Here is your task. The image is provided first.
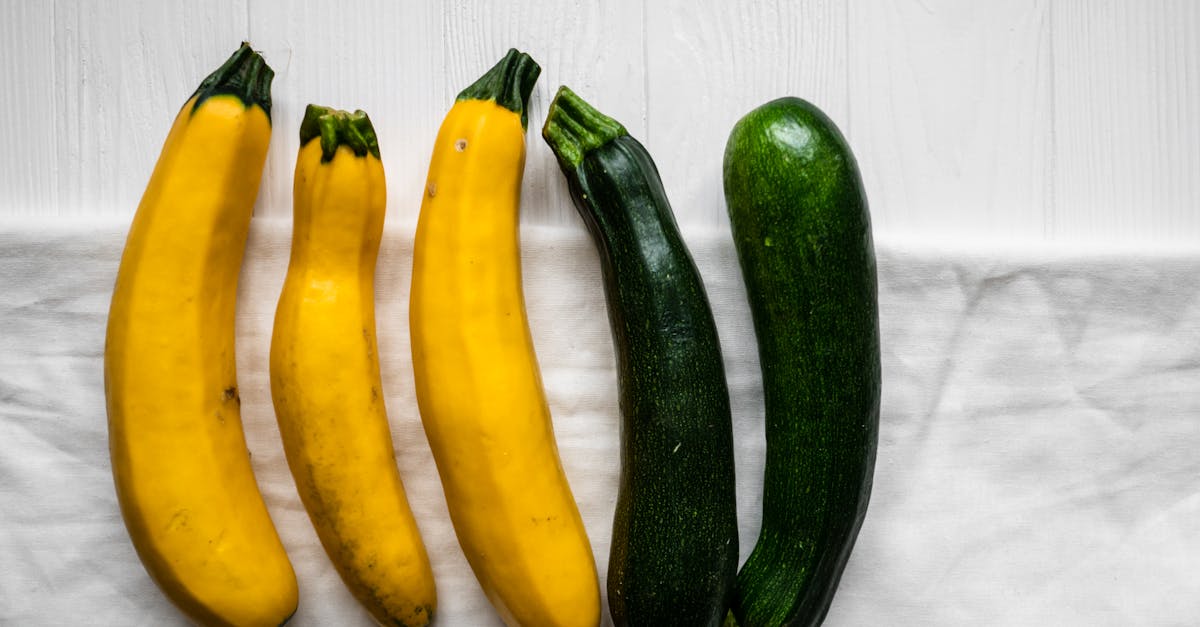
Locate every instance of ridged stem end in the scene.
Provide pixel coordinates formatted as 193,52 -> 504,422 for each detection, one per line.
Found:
190,42 -> 274,120
541,85 -> 627,170
299,105 -> 380,162
456,48 -> 541,129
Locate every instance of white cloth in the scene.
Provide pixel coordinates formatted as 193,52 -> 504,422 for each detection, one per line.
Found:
1,217 -> 1198,626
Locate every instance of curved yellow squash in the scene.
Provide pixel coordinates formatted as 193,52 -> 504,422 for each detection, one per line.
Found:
270,106 -> 436,627
409,50 -> 600,627
105,44 -> 298,626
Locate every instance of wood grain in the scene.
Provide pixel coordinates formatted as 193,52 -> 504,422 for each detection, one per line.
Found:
247,0 -> 442,223
0,1 -> 1198,242
848,0 -> 1054,240
646,0 -> 849,227
3,1 -> 247,217
0,3 -> 55,215
56,0 -> 248,217
1053,0 -> 1200,243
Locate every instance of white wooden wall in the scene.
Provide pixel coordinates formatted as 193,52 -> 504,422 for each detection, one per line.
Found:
1,1 -> 1198,244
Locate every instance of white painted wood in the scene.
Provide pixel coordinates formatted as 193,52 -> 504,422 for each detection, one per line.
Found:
1,1 -> 1199,240
848,0 -> 1055,240
1053,0 -> 1200,243
1,1 -> 247,217
0,3 -> 55,216
247,0 -> 442,223
55,0 -> 247,216
441,0 -> 647,226
646,0 -> 849,227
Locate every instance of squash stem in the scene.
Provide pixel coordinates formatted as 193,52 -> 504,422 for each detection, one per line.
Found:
299,105 -> 380,162
541,86 -> 627,171
457,48 -> 541,129
189,42 -> 274,121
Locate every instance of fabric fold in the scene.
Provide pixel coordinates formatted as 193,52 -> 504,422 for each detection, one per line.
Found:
1,218 -> 1198,625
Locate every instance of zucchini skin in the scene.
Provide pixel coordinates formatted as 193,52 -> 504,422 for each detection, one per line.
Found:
545,89 -> 738,627
106,44 -> 297,626
410,53 -> 601,627
723,97 -> 880,627
272,106 -> 436,627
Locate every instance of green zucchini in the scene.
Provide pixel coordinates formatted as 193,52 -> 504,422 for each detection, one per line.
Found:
723,97 -> 880,626
543,86 -> 738,627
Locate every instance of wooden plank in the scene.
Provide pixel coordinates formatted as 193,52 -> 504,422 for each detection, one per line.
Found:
247,0 -> 442,222
0,4 -> 56,216
848,0 -> 1054,239
646,0 -> 849,229
8,0 -> 1198,240
1053,1 -> 1200,242
441,0 -> 647,226
51,0 -> 249,217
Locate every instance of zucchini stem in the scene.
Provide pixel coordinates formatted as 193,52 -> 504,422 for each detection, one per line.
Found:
541,86 -> 627,171
299,105 -> 380,162
457,48 -> 541,129
189,42 -> 274,120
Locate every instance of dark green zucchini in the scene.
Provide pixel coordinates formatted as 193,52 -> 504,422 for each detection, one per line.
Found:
722,97 -> 880,627
542,86 -> 738,627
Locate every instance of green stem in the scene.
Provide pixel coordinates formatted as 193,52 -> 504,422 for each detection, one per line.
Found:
541,85 -> 627,171
299,105 -> 380,162
189,42 -> 274,121
456,48 -> 541,129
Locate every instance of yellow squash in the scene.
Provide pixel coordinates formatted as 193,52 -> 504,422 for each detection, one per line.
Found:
409,50 -> 600,627
270,106 -> 436,627
105,43 -> 298,626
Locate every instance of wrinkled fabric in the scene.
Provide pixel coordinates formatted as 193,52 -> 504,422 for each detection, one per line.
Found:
1,218 -> 1198,626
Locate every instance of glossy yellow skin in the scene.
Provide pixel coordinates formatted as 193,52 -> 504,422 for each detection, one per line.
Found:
271,140 -> 436,627
105,94 -> 298,626
409,99 -> 600,627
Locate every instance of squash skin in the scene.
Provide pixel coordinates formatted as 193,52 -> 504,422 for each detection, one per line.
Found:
105,44 -> 298,627
723,97 -> 880,627
408,52 -> 600,627
543,87 -> 738,627
271,106 -> 436,627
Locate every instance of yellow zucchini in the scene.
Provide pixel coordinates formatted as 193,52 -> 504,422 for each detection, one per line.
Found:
105,43 -> 298,626
409,49 -> 600,627
271,105 -> 436,627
